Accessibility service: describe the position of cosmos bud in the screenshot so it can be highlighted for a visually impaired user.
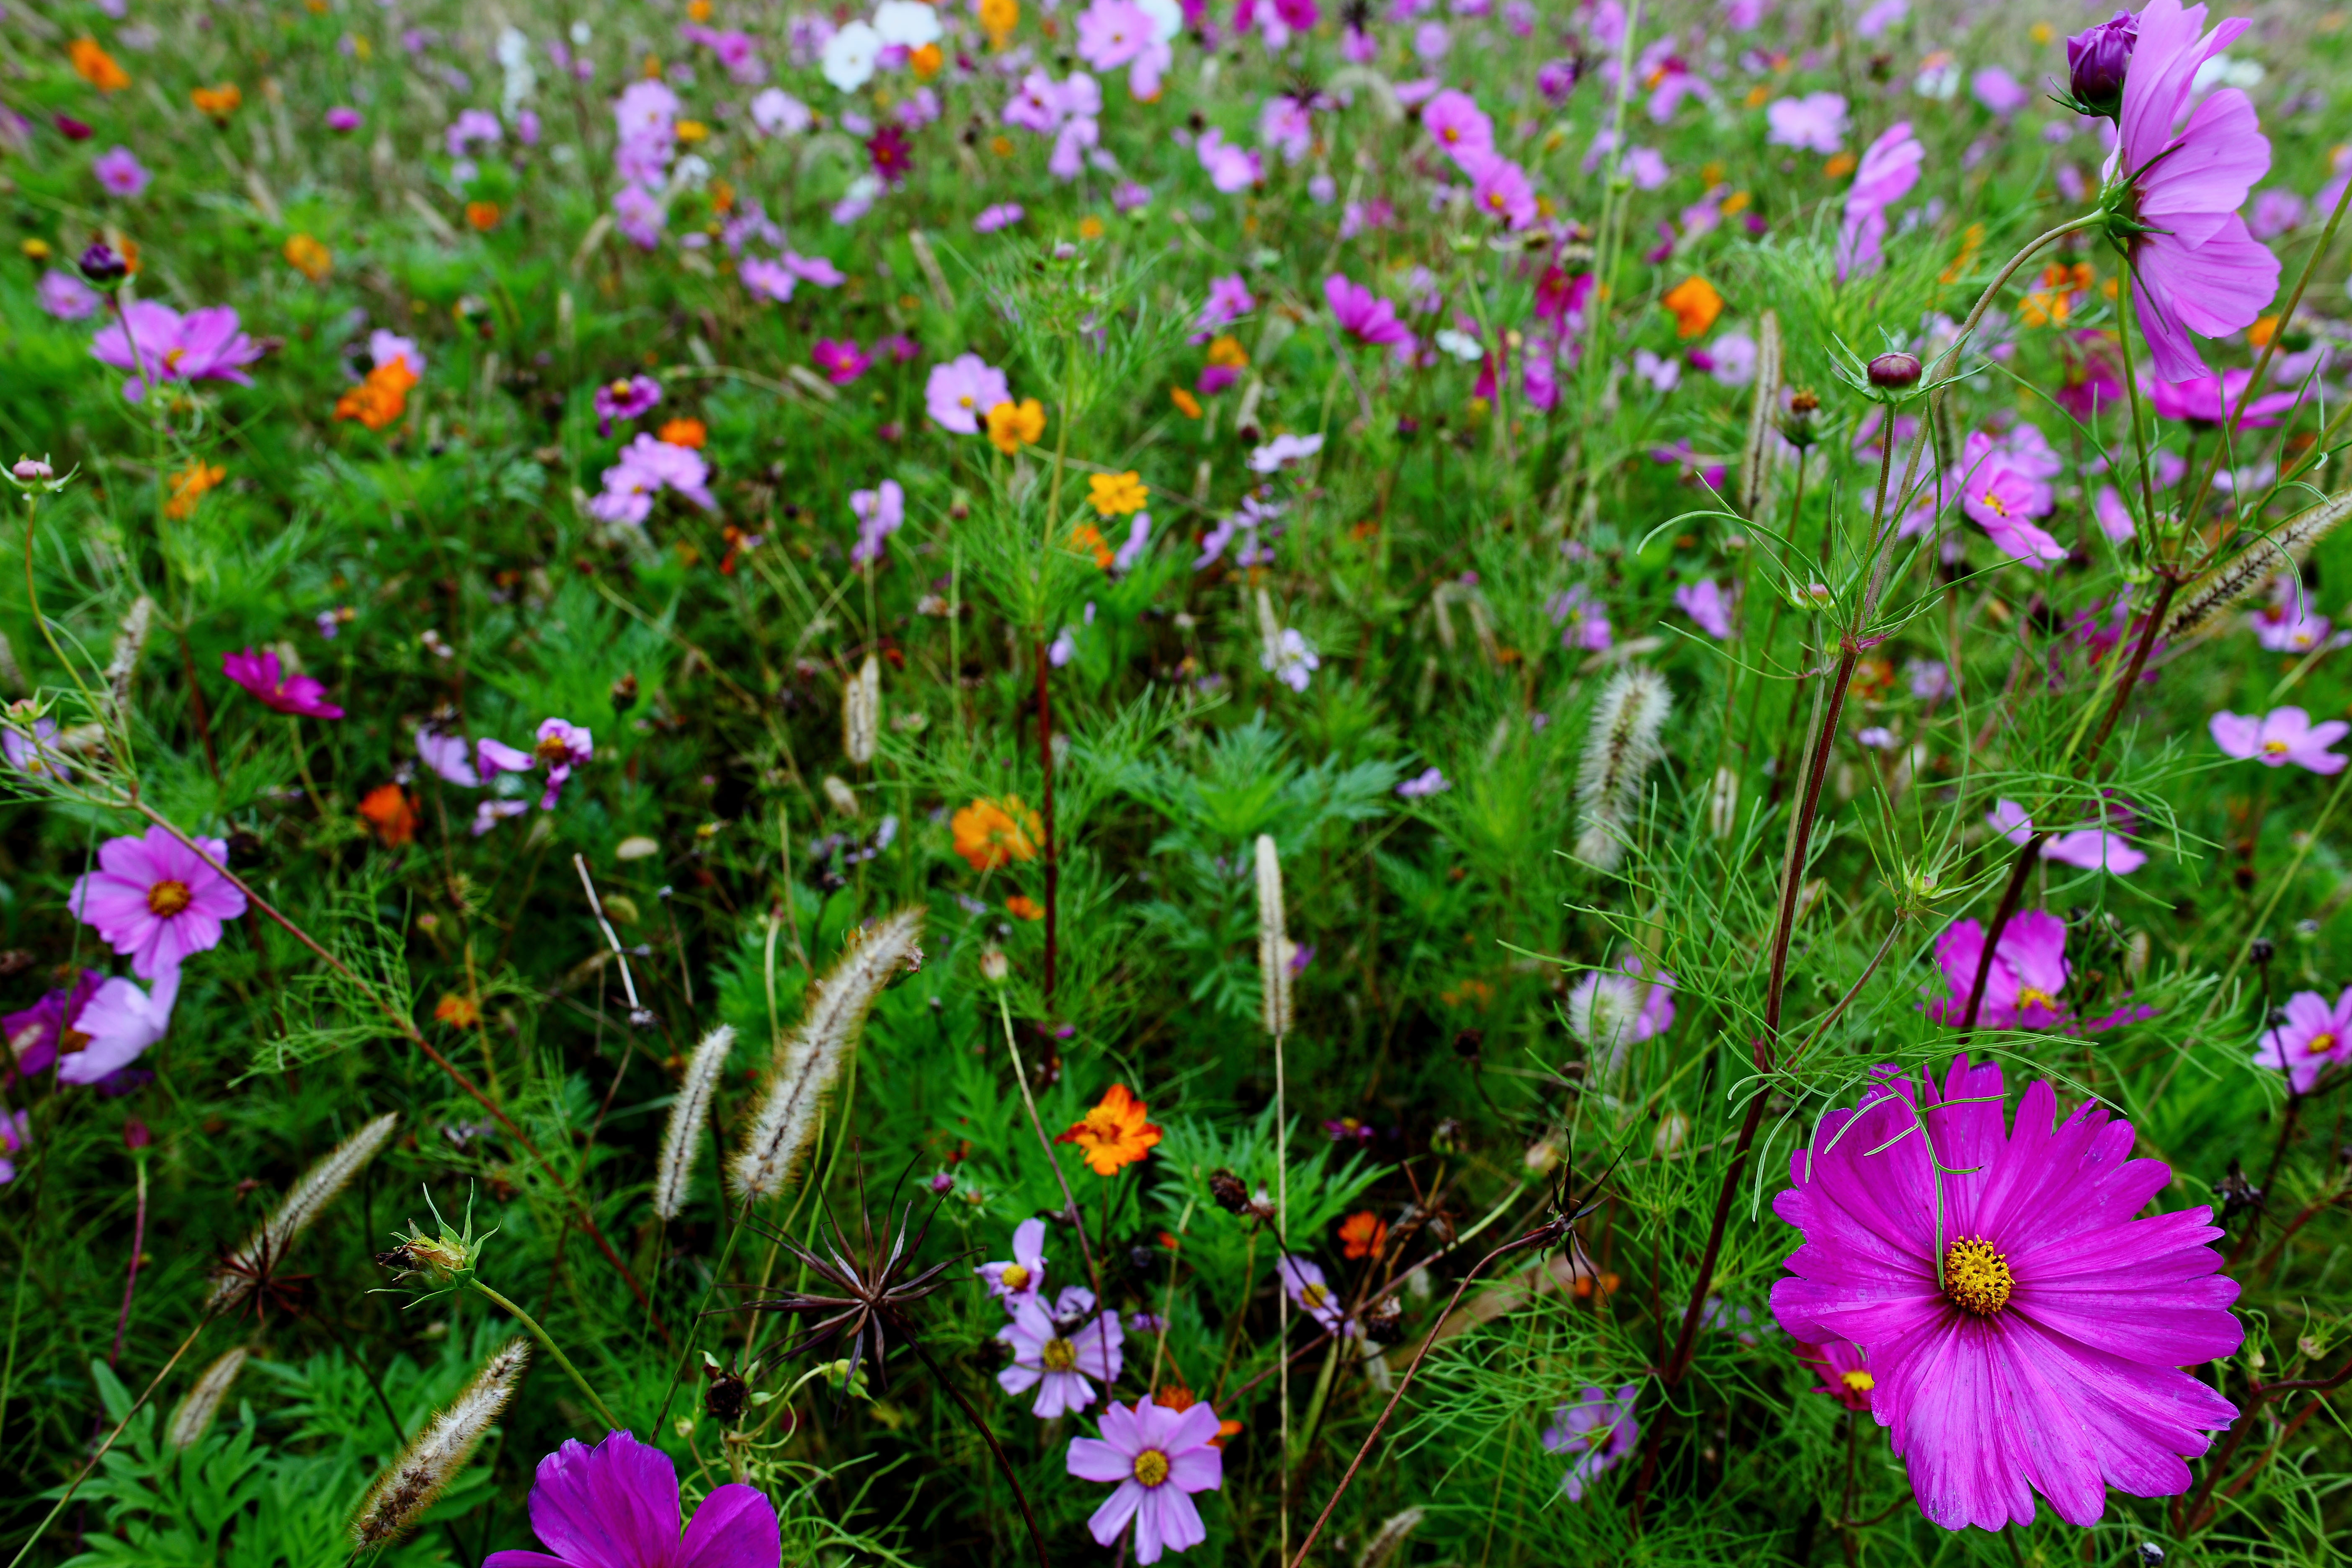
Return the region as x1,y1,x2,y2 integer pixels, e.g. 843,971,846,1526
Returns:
1867,351,1922,389
2066,11,2137,121
77,241,128,284
1207,1168,1250,1213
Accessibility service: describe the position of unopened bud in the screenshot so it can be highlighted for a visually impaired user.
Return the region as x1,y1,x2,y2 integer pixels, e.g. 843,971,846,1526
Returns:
2067,11,2137,120
77,241,127,284
979,947,1009,983
123,1117,151,1151
12,458,53,482
1207,1168,1249,1213
1867,352,1921,389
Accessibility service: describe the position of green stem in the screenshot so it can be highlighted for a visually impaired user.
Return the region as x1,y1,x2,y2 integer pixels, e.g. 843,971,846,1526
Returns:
475,1281,622,1432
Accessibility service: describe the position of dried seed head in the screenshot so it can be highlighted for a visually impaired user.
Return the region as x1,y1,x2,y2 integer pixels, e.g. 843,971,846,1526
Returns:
1736,309,1783,518
352,1338,528,1549
105,596,154,719
655,1024,735,1222
1207,1168,1250,1212
167,1347,248,1449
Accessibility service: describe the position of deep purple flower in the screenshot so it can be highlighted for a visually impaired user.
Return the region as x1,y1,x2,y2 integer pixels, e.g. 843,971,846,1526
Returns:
811,338,872,385
3,970,101,1079
998,1285,1123,1417
2066,10,2137,119
484,1429,780,1568
1541,1386,1638,1501
1066,1396,1224,1565
593,375,663,437
0,1108,26,1183
69,827,249,980
2254,986,2352,1094
222,647,344,720
91,301,264,402
1927,911,2068,1030
1771,1055,2240,1530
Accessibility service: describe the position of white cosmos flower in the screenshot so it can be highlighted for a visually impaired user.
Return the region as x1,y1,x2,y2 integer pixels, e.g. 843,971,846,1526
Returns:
821,20,882,91
872,0,942,47
1434,328,1483,362
1136,0,1184,42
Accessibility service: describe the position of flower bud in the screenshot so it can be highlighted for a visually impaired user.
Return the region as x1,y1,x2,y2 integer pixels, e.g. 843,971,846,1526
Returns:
1207,1168,1250,1213
2066,11,2137,120
77,241,127,284
12,458,53,482
978,946,1009,983
1867,351,1922,389
122,1117,151,1151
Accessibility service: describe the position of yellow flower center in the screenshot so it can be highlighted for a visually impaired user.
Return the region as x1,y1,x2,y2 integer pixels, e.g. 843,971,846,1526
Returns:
1979,487,2009,518
611,379,632,395
959,394,975,408
2264,738,2291,755
1132,1448,1169,1487
1299,1282,1329,1310
1942,1235,2014,1316
536,734,573,763
146,879,193,917
2015,986,2057,1011
999,1263,1031,1292
2308,1031,2337,1057
59,1026,92,1055
1839,1369,1874,1395
1039,1337,1077,1373
164,347,187,371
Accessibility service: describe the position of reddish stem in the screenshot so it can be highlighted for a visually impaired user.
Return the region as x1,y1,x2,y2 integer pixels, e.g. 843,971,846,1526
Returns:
1036,638,1057,999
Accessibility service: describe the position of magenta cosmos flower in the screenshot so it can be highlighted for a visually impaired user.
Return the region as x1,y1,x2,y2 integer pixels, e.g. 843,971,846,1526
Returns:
1793,1340,1875,1413
2107,0,2279,382
997,1285,1123,1417
92,301,265,402
1771,1055,2241,1530
1836,120,1923,280
593,374,662,437
976,1215,1050,1309
222,647,344,719
810,338,870,385
923,353,1011,435
1540,1385,1638,1501
93,146,150,199
485,1429,780,1568
2254,986,2352,1094
1986,799,2146,875
1066,1396,1225,1565
69,827,248,980
1927,910,2068,1030
2210,707,2349,774
2146,367,2298,429
1421,88,1494,170
1323,274,1412,349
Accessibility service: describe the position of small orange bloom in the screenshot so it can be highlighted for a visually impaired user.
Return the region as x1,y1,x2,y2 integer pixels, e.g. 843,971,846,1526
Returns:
1571,1270,1624,1300
910,43,944,78
1087,470,1148,517
1661,276,1722,339
465,201,502,231
70,39,130,93
1006,894,1044,921
952,795,1041,871
357,783,418,847
1068,523,1114,568
658,418,707,449
710,179,735,214
675,119,709,144
1205,335,1249,370
990,134,1015,157
979,0,1019,47
686,0,713,17
433,992,482,1027
164,462,225,521
1055,1083,1163,1175
1821,151,1857,179
2250,314,2280,348
1150,1383,1243,1446
1170,387,1202,419
986,397,1046,455
282,232,332,282
335,358,419,431
191,83,243,119
1338,1210,1388,1260
1077,215,1105,240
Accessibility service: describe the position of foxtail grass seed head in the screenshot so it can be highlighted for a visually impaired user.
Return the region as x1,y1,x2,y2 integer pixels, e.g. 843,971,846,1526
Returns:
1707,765,1740,839
166,1347,248,1449
1573,667,1672,872
843,653,880,765
1737,309,1782,517
352,1337,529,1550
105,594,154,718
655,1024,734,1221
731,906,926,1202
2165,490,2352,644
1356,1508,1428,1568
822,774,860,817
1254,833,1292,1035
211,1111,397,1315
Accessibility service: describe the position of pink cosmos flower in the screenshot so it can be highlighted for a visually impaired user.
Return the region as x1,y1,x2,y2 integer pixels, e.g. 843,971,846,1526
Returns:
973,202,1026,234
57,968,178,1086
415,728,480,786
1770,1055,2241,1530
1422,88,1494,169
1065,1396,1224,1565
530,719,594,808
1957,435,2065,569
325,106,362,132
222,647,344,720
69,827,249,980
4,716,72,784
1191,274,1255,341
1195,128,1259,193
2210,707,2349,773
1765,91,1847,154
2094,486,2136,542
1793,1340,1875,1413
445,108,503,157
998,1285,1124,1417
1323,274,1412,348
1277,1256,1351,1335
740,258,799,304
1466,153,1538,230
2,970,101,1079
976,1216,1050,1308
92,301,265,402
589,436,716,525
2253,986,2352,1094
850,478,905,565
474,800,530,836
1565,954,1674,1065
0,1108,26,1182
1396,766,1449,799
1003,70,1064,134
811,338,871,385
93,146,150,198
924,353,1011,434
1076,0,1154,71
1986,799,2146,875
1970,66,2029,116
485,1429,779,1568
39,269,101,321
1546,584,1611,651
1927,911,2069,1030
2249,577,2331,652
1674,580,1734,637
593,375,662,436
2110,0,2280,382
2145,368,2298,429
1836,120,1924,280
1540,1386,1638,1501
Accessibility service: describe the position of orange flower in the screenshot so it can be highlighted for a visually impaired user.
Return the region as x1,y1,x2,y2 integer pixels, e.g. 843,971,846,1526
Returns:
191,83,243,119
658,418,707,449
1068,522,1114,568
1205,335,1249,370
2250,314,2281,348
979,0,1019,48
335,358,419,431
1169,387,1202,419
986,397,1045,455
282,233,332,282
433,992,482,1027
1006,894,1044,921
1338,1210,1388,1260
164,462,225,521
952,795,1041,870
1087,470,1148,517
465,201,502,231
70,39,129,93
910,42,944,78
1661,276,1722,339
1150,1383,1243,1447
1077,215,1105,241
1821,150,1857,179
1055,1083,1162,1175
1940,222,1986,286
357,783,418,847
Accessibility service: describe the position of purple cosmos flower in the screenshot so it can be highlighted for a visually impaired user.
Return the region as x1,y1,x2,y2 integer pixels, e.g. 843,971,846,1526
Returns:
38,269,101,321
484,1429,780,1568
850,479,906,565
3,716,72,784
1397,766,1450,799
1971,66,2030,116
69,827,249,980
1766,91,1846,154
2210,707,2350,773
998,1285,1124,1417
2249,578,2331,652
91,301,265,402
1793,1340,1875,1413
1466,152,1539,229
1066,1396,1224,1565
2146,368,2298,430
54,968,178,1086
1907,660,1951,701
1836,120,1923,280
2094,486,2137,543
1247,433,1323,474
1422,88,1493,169
1674,580,1734,638
973,202,1026,234
2,970,101,1079
93,146,149,198
613,182,666,249
1077,0,1155,71
1541,1386,1638,1501
415,728,481,787
1277,1256,1352,1335
1545,585,1611,651
1771,1055,2240,1530
1927,911,2068,1030
0,1107,25,1183
325,106,362,132
525,719,594,809
1192,275,1255,342
2113,0,2280,382
1957,436,2064,570
593,375,662,437
1324,274,1412,349
924,353,1011,434
976,1216,1050,1309
445,108,503,157
1194,127,1259,193
1111,513,1153,573
473,799,530,836
749,89,810,137
1261,627,1318,693
740,258,800,304
589,435,716,525
2246,187,2306,241
222,647,344,720
1986,800,2146,875
812,338,872,385
2254,986,2352,1094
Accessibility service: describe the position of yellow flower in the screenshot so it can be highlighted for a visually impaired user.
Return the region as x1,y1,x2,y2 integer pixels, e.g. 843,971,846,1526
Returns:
433,992,482,1027
1661,276,1723,339
1055,1084,1163,1175
282,232,332,282
70,39,130,93
21,240,50,261
164,462,225,521
1087,470,1148,517
676,119,709,143
986,397,1046,455
1205,335,1249,369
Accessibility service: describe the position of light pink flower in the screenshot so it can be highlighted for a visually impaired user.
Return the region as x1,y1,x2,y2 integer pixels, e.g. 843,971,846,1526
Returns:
57,968,178,1086
998,1285,1123,1417
1277,1255,1351,1335
1422,88,1493,168
2253,986,2352,1094
1986,799,2146,875
1674,580,1734,638
1836,121,1923,280
1766,91,1846,154
69,827,249,980
93,145,150,198
1065,1396,1224,1565
976,1216,1050,1308
924,353,1010,434
2210,707,2349,773
91,301,264,402
416,728,480,786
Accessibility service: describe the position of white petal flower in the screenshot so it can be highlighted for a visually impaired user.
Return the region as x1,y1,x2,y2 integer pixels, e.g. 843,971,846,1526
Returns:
821,21,882,92
872,0,941,48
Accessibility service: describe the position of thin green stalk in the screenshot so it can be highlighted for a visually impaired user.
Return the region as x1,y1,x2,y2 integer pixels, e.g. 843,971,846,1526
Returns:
475,1281,622,1431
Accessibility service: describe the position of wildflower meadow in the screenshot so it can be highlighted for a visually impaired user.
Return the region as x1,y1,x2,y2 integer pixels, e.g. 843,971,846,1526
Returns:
5,0,2352,1562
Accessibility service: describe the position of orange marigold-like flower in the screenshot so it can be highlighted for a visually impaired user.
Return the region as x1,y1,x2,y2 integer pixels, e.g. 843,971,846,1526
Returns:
1055,1083,1162,1175
357,783,418,847
910,43,944,78
1338,1210,1388,1260
1169,387,1203,419
71,39,130,92
952,795,1041,871
1077,215,1105,240
657,417,707,449
1150,1382,1243,1447
1205,335,1249,370
1087,470,1148,517
433,992,482,1027
465,201,502,232
1006,894,1044,921
282,233,332,282
1661,276,1722,340
335,359,419,431
1068,523,1114,568
979,0,1019,47
191,83,243,119
165,462,226,521
985,397,1045,455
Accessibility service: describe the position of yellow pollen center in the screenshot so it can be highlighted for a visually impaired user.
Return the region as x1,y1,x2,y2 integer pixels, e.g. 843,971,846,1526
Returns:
1039,1337,1077,1373
2264,738,2291,755
1980,487,2009,518
959,394,975,408
1942,1236,2014,1316
1300,1282,1329,1310
1840,1369,1874,1394
536,735,571,762
164,347,187,370
2308,1032,2337,1057
999,1263,1031,1292
2016,986,2056,1009
611,379,631,395
146,879,192,917
1132,1449,1170,1487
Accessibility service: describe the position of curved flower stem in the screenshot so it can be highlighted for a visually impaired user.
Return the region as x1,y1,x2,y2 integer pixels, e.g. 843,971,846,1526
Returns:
473,1280,622,1432
996,990,1101,1299
906,1336,1052,1568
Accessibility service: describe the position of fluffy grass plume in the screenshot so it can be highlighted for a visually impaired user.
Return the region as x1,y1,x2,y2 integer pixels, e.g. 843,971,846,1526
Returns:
1736,310,1782,518
1574,667,1673,872
165,1347,248,1450
730,907,926,1202
350,1336,528,1550
209,1111,397,1315
2164,487,2352,643
1254,833,1292,1035
843,652,880,766
655,1024,735,1221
